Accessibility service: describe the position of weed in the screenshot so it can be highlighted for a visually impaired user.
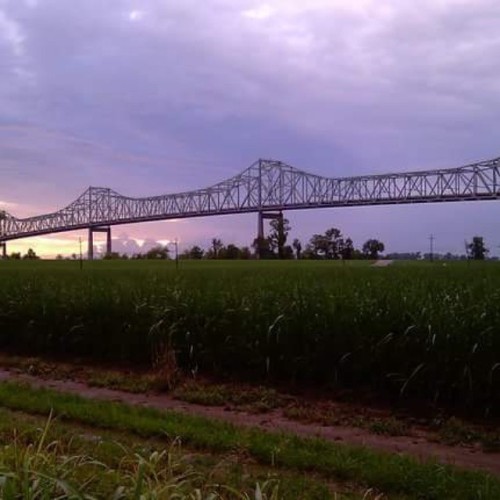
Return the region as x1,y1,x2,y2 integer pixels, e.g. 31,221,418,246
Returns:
174,382,288,413
368,418,409,437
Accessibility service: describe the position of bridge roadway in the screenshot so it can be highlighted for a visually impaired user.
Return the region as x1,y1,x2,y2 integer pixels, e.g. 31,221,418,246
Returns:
1,156,500,258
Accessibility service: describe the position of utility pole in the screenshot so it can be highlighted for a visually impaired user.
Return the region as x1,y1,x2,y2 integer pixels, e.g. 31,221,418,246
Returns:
0,211,6,259
429,234,434,262
79,237,83,271
175,238,179,270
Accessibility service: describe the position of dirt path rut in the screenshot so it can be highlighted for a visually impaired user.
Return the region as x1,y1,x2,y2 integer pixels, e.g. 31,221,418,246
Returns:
0,368,498,475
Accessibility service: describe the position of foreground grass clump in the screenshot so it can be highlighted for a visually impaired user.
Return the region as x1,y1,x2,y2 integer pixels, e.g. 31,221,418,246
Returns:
0,381,500,500
0,406,378,499
0,412,288,499
2,259,500,412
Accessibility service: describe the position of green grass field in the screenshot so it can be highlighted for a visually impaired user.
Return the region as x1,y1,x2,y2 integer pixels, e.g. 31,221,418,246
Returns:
1,381,500,500
1,259,500,412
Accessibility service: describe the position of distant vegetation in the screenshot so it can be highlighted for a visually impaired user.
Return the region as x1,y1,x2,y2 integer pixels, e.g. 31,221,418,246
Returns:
3,217,492,261
4,248,40,260
101,222,388,261
98,219,492,261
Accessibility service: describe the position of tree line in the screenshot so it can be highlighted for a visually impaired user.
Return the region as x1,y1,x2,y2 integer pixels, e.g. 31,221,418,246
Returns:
133,222,491,261
0,221,493,261
385,237,492,261
248,218,385,260
120,219,386,260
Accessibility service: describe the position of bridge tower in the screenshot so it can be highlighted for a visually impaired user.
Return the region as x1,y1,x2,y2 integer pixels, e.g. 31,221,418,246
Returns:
0,210,6,259
255,159,286,257
257,211,283,240
256,210,283,259
88,226,112,260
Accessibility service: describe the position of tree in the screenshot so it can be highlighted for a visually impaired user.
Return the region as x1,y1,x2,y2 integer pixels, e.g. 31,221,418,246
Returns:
340,237,354,260
145,245,170,260
301,244,317,260
188,245,204,259
23,248,39,260
292,238,302,259
240,246,252,259
55,254,64,260
211,238,224,259
467,236,488,260
269,216,291,259
9,252,21,260
309,227,344,259
282,245,294,259
103,252,127,260
352,249,364,260
252,236,274,259
224,244,240,259
309,234,330,259
362,239,385,259
385,252,422,260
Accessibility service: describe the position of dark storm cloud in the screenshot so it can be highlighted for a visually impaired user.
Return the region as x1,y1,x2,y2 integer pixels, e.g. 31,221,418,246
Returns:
1,0,500,256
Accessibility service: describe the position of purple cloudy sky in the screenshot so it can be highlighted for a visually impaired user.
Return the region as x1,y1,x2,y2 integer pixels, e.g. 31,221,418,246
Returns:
1,0,500,257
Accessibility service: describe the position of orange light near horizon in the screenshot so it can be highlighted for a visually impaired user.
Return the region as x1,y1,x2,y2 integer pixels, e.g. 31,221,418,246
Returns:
5,236,85,259
5,232,185,259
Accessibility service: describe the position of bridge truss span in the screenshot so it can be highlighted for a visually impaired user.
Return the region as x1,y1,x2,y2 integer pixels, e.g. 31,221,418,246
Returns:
1,156,500,247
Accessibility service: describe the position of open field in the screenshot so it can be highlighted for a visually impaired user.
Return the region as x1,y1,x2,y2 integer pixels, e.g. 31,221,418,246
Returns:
1,259,500,413
2,259,500,497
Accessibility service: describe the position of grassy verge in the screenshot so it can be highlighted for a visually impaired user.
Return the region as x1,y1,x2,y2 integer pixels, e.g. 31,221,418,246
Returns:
0,408,347,499
4,354,500,451
0,382,498,499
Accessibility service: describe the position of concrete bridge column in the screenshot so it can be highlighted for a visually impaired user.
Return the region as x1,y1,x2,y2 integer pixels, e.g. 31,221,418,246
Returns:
257,211,264,240
257,211,283,239
106,229,112,256
0,242,6,259
88,226,112,260
88,228,94,261
256,210,283,258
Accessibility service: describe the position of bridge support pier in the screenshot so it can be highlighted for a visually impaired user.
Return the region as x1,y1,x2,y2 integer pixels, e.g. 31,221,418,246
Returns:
257,210,284,239
257,210,283,258
88,226,112,260
0,242,6,259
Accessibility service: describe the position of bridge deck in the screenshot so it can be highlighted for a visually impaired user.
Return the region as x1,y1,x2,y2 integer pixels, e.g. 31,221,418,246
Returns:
1,157,499,242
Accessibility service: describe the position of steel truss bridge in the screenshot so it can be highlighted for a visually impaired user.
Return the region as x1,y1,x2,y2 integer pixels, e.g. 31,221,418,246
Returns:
1,156,500,258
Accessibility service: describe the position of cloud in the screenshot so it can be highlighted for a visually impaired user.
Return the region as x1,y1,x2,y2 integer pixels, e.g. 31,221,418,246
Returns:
0,8,24,56
0,199,17,209
93,234,176,258
3,0,500,168
2,0,500,254
128,10,144,22
242,4,274,20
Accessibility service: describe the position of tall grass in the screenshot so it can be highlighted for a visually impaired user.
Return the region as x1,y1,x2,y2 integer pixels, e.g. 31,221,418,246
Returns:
0,411,282,499
1,382,499,500
1,260,500,412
